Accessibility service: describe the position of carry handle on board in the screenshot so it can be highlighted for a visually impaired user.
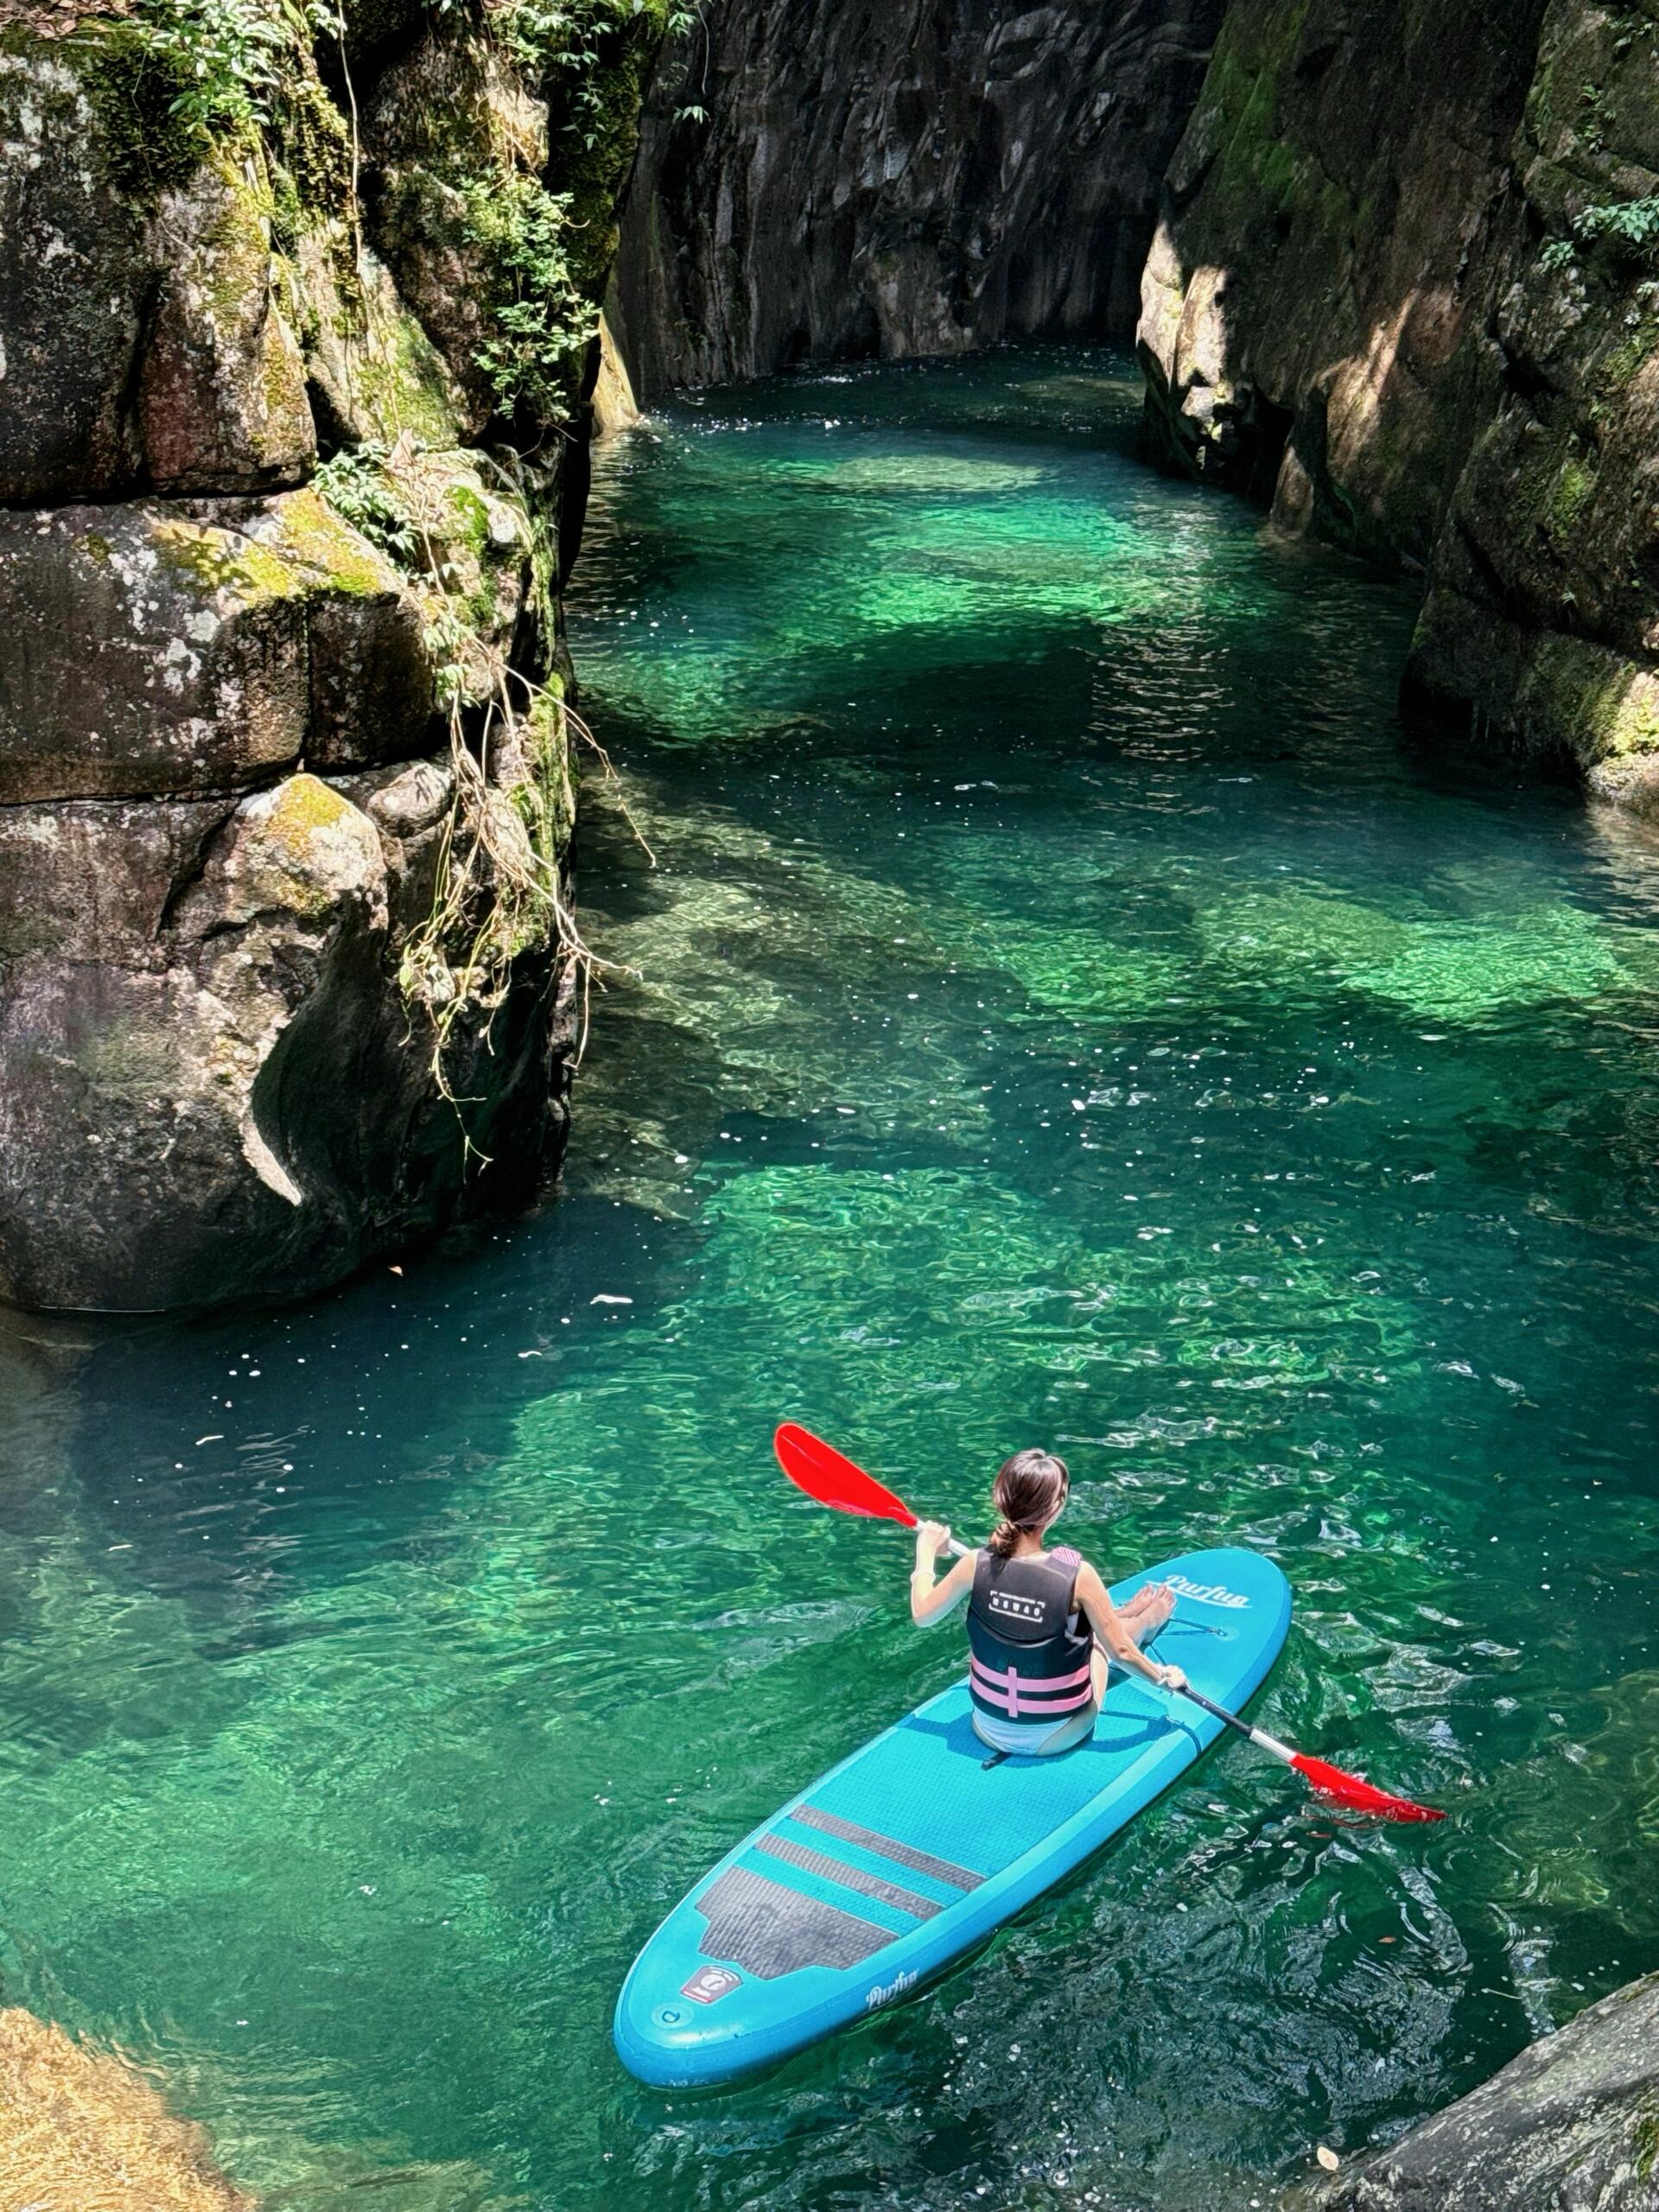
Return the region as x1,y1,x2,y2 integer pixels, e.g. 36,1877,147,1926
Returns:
774,1422,1445,1823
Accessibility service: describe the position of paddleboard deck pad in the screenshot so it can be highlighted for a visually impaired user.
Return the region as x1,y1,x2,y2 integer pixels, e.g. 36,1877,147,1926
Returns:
613,1545,1290,2086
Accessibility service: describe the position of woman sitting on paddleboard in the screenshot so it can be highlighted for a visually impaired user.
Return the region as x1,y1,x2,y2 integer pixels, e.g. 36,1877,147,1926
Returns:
908,1449,1186,1756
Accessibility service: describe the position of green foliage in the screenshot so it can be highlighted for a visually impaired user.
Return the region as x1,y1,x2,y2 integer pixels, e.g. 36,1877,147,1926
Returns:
73,0,339,194
494,0,671,298
460,172,592,422
1539,237,1575,274
313,444,420,564
499,0,655,136
71,19,202,194
1576,195,1659,260
124,0,308,141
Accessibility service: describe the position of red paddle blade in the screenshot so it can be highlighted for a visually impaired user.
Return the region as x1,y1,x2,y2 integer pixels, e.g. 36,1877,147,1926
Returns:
1294,1753,1445,1824
774,1423,918,1530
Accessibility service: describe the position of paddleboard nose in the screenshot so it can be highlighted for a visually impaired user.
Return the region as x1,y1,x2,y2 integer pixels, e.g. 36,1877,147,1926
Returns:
613,1970,747,2088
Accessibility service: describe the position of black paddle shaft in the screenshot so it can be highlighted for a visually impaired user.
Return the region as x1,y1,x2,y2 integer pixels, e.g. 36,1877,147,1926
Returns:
1172,1681,1255,1738
1092,1639,1255,1740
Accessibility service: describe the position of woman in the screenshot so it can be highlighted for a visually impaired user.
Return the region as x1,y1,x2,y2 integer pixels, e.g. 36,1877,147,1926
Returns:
909,1447,1187,1757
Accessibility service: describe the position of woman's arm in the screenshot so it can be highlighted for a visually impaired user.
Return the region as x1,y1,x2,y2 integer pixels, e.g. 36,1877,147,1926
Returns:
1075,1562,1186,1690
910,1522,974,1625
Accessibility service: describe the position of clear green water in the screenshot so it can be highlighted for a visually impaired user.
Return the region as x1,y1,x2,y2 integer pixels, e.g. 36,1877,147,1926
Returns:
3,350,1659,2210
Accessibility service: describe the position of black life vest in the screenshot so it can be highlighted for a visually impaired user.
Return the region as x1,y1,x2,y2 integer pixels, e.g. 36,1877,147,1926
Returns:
966,1544,1095,1728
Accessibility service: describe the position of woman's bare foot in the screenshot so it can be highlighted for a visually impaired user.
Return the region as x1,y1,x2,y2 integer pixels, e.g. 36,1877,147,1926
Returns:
1122,1581,1175,1645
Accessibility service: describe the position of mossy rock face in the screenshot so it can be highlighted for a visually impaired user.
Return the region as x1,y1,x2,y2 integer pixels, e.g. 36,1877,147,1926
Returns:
213,772,389,926
140,147,316,494
0,0,648,1316
0,493,433,801
299,242,470,451
1138,0,1546,560
236,489,440,771
1393,3,1659,791
1404,585,1659,809
0,32,319,500
0,35,154,499
360,27,548,438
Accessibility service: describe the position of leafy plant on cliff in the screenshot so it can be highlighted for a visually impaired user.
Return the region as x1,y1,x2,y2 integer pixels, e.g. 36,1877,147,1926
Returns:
312,445,420,563
129,0,296,137
460,172,591,423
76,0,354,210
1575,196,1659,263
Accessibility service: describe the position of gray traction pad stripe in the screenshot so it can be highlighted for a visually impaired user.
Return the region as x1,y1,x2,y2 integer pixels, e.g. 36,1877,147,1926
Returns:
794,1803,984,1891
696,1863,893,1979
754,1832,942,1920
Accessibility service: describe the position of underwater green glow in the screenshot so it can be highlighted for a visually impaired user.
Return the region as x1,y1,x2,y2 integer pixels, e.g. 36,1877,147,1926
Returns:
1,352,1657,2210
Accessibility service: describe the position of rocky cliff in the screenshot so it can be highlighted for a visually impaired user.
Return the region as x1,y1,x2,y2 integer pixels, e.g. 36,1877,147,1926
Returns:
609,0,1225,397
0,0,661,1311
1298,1971,1659,2212
1137,0,1659,810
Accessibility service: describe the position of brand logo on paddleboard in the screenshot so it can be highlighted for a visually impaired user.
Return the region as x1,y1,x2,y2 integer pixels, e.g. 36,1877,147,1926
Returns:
680,1965,741,2005
1165,1573,1248,1609
864,1969,917,2011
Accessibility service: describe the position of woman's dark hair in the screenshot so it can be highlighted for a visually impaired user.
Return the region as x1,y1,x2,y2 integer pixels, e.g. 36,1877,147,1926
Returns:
985,1449,1070,1558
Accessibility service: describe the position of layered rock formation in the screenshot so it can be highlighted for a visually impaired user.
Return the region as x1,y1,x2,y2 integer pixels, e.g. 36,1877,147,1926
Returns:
609,0,1226,397
0,0,659,1310
1137,0,1659,809
1300,1970,1659,2212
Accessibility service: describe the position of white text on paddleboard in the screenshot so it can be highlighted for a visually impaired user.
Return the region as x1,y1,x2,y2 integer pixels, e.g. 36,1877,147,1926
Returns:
1165,1573,1248,1609
864,1969,917,2011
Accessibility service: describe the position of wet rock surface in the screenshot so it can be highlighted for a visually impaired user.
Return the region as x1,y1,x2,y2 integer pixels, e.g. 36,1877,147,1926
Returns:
611,0,1224,395
1296,1972,1659,2212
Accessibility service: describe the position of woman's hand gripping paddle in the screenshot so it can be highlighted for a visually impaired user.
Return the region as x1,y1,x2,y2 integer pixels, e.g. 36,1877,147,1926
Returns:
772,1423,1445,1824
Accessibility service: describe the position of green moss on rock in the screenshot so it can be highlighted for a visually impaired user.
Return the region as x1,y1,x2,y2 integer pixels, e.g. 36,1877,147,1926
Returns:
65,16,203,198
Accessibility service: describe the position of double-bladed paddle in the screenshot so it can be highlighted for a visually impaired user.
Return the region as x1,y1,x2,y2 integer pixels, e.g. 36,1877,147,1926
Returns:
773,1421,1445,1824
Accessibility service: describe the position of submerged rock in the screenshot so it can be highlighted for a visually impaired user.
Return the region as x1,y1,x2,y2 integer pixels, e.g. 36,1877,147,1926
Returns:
1298,1972,1659,2211
0,2005,253,2209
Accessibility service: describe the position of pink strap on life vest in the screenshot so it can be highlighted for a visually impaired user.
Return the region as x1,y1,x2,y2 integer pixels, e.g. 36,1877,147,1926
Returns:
969,1654,1095,1718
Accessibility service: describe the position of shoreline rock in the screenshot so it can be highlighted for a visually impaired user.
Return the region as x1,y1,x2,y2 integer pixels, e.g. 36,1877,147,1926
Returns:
1292,1972,1659,2212
0,1,662,1313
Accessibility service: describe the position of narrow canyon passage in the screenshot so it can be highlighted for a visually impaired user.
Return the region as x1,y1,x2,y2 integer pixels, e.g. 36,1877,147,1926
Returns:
1,353,1656,2209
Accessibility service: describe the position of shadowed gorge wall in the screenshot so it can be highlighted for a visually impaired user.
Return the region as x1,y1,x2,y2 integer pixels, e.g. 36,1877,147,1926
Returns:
1137,0,1659,811
609,0,1225,397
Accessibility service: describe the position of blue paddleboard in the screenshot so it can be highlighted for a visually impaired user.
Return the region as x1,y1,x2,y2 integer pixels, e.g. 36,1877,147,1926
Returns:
614,1545,1291,2087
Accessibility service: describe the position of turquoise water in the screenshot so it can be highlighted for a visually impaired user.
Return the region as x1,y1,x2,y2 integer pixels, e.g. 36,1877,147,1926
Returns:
3,350,1659,2209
